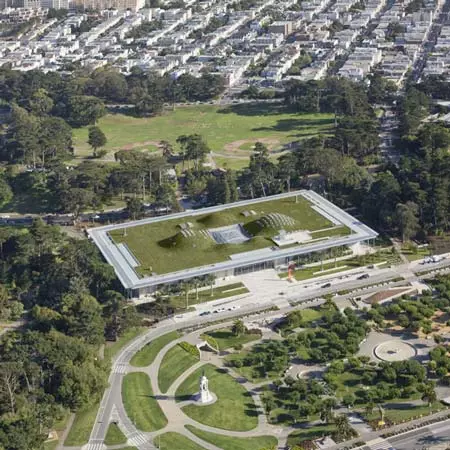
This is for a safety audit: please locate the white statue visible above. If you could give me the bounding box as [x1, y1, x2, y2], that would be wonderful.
[199, 371, 212, 404]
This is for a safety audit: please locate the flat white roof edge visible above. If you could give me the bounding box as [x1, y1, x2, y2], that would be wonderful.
[88, 190, 378, 290]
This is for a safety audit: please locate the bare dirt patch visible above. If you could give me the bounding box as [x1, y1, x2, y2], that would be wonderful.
[224, 137, 281, 154]
[121, 140, 163, 151]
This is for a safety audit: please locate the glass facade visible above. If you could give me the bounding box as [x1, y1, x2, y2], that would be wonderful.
[233, 260, 275, 275]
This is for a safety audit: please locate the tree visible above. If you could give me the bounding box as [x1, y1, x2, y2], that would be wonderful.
[29, 88, 54, 115]
[60, 293, 105, 346]
[88, 126, 107, 158]
[0, 177, 12, 208]
[160, 140, 174, 160]
[319, 398, 336, 423]
[421, 382, 437, 407]
[126, 197, 144, 221]
[395, 202, 420, 242]
[333, 414, 355, 441]
[66, 95, 106, 127]
[232, 319, 246, 336]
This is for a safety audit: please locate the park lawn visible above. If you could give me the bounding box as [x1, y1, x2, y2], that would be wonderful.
[105, 422, 127, 445]
[334, 370, 366, 400]
[110, 195, 332, 276]
[122, 372, 168, 432]
[104, 327, 145, 362]
[154, 432, 206, 450]
[130, 331, 180, 367]
[158, 343, 200, 393]
[176, 364, 259, 431]
[364, 401, 446, 424]
[64, 402, 100, 446]
[169, 282, 249, 310]
[72, 104, 334, 156]
[401, 247, 431, 262]
[43, 442, 58, 450]
[287, 424, 336, 447]
[280, 250, 402, 281]
[204, 328, 260, 350]
[186, 425, 277, 450]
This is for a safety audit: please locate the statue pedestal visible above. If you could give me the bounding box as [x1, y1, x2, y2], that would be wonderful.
[194, 391, 217, 405]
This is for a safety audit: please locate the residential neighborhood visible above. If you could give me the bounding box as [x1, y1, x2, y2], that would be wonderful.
[0, 0, 447, 91]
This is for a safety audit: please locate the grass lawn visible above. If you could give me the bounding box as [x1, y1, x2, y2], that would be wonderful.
[64, 402, 100, 446]
[154, 432, 206, 450]
[186, 426, 277, 450]
[104, 327, 145, 362]
[44, 442, 58, 450]
[122, 372, 168, 432]
[334, 370, 367, 400]
[364, 401, 446, 424]
[130, 331, 180, 367]
[287, 424, 336, 447]
[280, 250, 402, 281]
[401, 247, 431, 262]
[105, 422, 127, 445]
[72, 104, 334, 156]
[169, 282, 249, 310]
[110, 195, 333, 276]
[203, 328, 260, 350]
[176, 364, 258, 431]
[158, 343, 200, 393]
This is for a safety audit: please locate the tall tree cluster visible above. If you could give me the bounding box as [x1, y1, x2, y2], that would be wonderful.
[0, 220, 139, 450]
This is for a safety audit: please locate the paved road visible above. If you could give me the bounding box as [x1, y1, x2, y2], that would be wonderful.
[83, 257, 450, 450]
[387, 419, 450, 450]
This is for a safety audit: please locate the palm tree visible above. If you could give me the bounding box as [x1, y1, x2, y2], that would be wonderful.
[333, 414, 353, 441]
[365, 402, 375, 417]
[232, 319, 246, 336]
[160, 140, 173, 161]
[182, 280, 192, 309]
[205, 274, 216, 297]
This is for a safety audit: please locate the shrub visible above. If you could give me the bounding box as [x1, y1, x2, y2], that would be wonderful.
[178, 341, 200, 359]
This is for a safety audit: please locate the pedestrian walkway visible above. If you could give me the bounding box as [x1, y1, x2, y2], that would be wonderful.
[128, 432, 150, 447]
[366, 437, 394, 449]
[113, 363, 128, 374]
[83, 440, 105, 450]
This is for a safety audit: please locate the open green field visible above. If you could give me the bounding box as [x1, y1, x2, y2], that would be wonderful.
[110, 195, 334, 276]
[169, 282, 249, 310]
[64, 403, 100, 446]
[72, 104, 334, 158]
[158, 343, 200, 393]
[154, 432, 206, 450]
[280, 250, 402, 281]
[122, 372, 168, 432]
[176, 364, 258, 431]
[186, 426, 278, 450]
[130, 331, 180, 367]
[204, 328, 260, 350]
[364, 401, 446, 424]
[105, 422, 127, 445]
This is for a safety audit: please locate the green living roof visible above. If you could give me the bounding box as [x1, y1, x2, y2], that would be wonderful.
[109, 196, 348, 277]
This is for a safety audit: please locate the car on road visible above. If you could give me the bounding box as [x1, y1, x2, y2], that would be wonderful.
[199, 311, 211, 316]
[357, 273, 369, 280]
[321, 283, 331, 288]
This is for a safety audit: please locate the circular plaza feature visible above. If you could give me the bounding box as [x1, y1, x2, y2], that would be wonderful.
[374, 340, 417, 362]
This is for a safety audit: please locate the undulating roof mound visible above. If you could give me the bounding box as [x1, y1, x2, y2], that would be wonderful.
[244, 213, 297, 236]
[158, 229, 213, 249]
